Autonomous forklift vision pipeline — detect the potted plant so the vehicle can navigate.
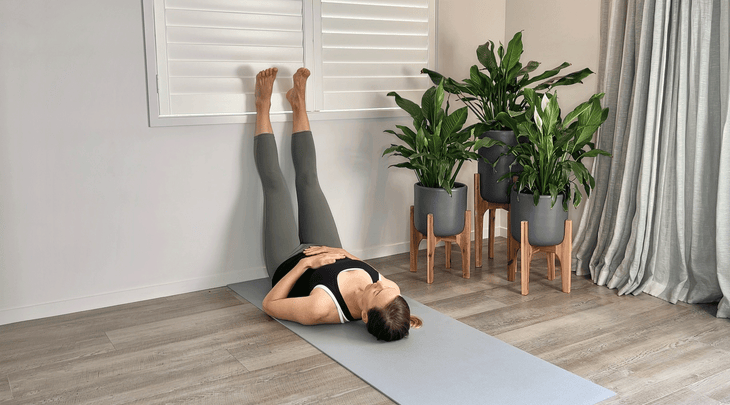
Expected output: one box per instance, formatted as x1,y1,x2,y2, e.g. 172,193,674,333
422,31,593,203
383,80,491,236
491,87,611,246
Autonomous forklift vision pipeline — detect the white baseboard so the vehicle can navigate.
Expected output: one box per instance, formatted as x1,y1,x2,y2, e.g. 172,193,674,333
0,268,267,326
354,226,507,260
1,226,509,326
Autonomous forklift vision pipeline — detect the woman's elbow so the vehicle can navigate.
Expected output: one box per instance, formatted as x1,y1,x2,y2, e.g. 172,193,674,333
262,298,275,318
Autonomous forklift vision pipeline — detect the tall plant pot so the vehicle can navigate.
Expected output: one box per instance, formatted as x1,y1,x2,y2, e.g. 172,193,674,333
478,130,520,203
414,182,467,237
510,189,569,246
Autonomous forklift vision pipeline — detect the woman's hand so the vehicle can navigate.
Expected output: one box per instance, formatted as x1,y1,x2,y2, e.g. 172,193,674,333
302,252,345,269
304,246,360,261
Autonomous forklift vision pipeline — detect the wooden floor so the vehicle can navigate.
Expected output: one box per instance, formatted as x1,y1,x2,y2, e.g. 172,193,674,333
2,238,730,404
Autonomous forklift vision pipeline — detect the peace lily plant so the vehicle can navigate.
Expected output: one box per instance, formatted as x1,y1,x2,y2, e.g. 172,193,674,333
422,31,593,134
491,87,611,209
382,80,492,195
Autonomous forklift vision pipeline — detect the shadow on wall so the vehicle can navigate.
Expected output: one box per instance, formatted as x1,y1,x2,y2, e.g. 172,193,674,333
360,134,397,249
218,130,267,281
219,117,299,281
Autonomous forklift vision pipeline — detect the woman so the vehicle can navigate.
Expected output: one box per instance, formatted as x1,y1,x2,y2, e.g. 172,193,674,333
254,67,422,341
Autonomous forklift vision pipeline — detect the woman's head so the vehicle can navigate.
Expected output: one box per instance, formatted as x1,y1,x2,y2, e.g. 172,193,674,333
364,295,423,342
361,278,401,310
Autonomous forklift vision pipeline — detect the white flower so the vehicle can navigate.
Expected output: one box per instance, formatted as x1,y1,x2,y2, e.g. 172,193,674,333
534,94,550,132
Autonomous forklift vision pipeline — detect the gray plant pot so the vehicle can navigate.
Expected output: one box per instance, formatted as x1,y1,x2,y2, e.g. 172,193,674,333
510,189,568,246
414,182,467,237
478,130,520,203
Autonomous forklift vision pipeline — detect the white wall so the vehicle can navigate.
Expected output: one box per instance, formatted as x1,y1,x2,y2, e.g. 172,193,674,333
0,0,506,325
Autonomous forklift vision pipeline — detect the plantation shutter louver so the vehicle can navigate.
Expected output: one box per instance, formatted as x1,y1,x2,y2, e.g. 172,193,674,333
154,0,308,116
143,0,436,124
318,0,434,111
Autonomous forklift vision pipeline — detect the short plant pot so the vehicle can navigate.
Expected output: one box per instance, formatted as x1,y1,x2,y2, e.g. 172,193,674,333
510,189,569,246
414,182,467,237
478,130,520,203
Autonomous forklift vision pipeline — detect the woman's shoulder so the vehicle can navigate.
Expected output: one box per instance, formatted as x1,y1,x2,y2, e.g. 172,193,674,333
308,287,342,323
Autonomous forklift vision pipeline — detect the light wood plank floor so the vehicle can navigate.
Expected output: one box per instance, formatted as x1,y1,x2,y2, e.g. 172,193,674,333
2,238,729,404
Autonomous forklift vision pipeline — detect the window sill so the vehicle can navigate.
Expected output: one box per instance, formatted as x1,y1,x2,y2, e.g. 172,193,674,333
147,108,410,127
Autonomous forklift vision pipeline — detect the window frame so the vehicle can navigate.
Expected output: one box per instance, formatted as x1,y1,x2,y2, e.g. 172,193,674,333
141,0,437,127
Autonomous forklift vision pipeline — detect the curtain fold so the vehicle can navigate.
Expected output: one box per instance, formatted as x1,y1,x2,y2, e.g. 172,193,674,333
574,0,730,318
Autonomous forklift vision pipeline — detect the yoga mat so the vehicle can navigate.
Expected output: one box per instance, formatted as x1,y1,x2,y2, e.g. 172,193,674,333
229,279,614,405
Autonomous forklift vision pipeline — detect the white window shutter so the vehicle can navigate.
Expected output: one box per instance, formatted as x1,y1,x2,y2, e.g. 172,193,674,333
318,0,435,111
153,0,306,116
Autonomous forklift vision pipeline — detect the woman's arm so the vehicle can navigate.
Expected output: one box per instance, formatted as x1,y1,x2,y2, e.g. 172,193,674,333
304,246,360,261
262,251,345,325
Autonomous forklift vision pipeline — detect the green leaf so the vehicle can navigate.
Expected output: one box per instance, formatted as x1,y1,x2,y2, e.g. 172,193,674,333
396,125,418,143
416,126,427,151
476,41,498,71
421,68,444,86
434,80,446,120
563,97,595,126
506,62,524,83
549,183,559,207
441,106,468,137
525,62,571,85
518,61,540,76
495,111,518,132
421,86,437,124
468,65,483,88
549,68,594,88
577,148,611,160
502,31,524,72
387,91,423,123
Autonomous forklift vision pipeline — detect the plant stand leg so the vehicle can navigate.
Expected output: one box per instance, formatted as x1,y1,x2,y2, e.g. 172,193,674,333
517,220,573,295
557,220,572,293
520,221,533,296
547,253,556,280
412,207,471,284
410,206,424,273
488,208,497,259
474,173,485,268
507,210,519,282
444,242,452,269
427,214,436,284
458,210,471,279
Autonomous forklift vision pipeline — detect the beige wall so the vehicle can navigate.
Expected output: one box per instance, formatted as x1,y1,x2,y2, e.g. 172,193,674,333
438,0,506,80
0,0,600,324
0,0,510,325
438,0,508,236
505,0,602,110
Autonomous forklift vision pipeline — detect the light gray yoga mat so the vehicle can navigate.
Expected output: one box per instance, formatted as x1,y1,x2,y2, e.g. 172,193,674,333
229,278,614,405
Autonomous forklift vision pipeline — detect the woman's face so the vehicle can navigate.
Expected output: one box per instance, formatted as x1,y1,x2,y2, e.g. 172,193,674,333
362,278,401,311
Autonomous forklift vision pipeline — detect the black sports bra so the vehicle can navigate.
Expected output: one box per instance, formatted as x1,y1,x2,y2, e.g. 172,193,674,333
272,252,380,322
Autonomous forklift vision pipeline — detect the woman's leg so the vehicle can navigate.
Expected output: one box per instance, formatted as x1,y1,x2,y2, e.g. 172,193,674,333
254,68,301,277
287,68,342,248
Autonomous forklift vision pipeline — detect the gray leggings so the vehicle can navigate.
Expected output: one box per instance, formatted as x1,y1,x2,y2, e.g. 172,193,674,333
254,131,342,278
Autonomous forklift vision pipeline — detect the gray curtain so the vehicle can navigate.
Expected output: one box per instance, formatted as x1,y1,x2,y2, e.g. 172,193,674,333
574,0,730,318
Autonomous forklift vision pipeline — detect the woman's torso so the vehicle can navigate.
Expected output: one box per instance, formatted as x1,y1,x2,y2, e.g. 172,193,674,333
272,253,380,322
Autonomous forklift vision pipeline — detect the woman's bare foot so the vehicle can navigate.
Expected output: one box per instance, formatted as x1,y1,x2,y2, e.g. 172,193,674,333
255,67,278,111
255,68,277,135
286,67,310,112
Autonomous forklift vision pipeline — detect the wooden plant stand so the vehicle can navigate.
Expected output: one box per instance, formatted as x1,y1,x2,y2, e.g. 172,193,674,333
507,219,572,295
409,206,471,284
474,173,510,267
